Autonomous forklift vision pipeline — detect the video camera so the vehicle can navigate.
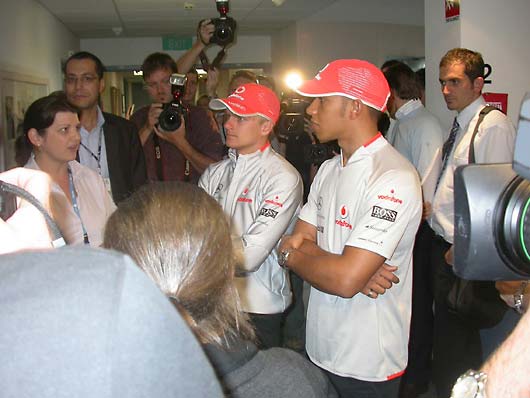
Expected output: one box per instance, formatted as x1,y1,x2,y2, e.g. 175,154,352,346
454,93,530,280
158,73,188,132
278,95,338,165
210,0,237,47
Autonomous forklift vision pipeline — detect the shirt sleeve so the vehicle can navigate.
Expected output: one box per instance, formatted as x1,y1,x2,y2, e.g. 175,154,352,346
346,169,422,259
240,168,303,272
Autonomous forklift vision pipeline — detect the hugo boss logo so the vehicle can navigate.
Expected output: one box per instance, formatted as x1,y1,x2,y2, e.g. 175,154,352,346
371,206,397,222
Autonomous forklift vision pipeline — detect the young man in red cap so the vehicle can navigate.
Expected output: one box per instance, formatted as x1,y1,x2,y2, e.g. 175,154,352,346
279,59,422,397
199,83,303,348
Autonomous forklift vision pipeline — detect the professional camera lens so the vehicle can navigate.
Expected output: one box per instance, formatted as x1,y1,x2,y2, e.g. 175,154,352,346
158,104,182,132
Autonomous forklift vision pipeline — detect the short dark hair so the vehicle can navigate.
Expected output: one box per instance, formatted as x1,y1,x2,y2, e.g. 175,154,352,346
230,70,258,86
141,52,177,80
383,63,421,100
440,48,484,82
19,93,78,164
381,59,405,72
63,51,105,79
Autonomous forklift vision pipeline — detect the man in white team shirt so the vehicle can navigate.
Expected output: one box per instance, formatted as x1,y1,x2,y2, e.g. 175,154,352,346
199,83,302,348
279,59,422,397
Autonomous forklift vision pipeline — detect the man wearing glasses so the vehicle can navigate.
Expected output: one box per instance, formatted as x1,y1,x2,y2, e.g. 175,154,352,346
63,51,146,203
131,52,223,184
199,83,302,348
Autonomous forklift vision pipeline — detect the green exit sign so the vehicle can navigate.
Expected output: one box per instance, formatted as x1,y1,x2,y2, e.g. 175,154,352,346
162,36,193,51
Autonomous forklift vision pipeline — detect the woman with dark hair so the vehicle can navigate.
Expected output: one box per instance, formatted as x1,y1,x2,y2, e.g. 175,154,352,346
104,182,337,398
21,94,115,246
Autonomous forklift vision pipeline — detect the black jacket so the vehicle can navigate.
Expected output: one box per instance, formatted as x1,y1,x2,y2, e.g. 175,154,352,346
102,112,147,203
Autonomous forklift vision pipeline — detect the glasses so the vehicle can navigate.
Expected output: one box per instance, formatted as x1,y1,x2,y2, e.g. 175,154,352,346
144,78,171,90
65,75,99,85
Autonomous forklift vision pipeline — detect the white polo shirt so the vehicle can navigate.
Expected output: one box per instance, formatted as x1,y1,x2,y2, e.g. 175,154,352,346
430,96,515,243
299,133,422,381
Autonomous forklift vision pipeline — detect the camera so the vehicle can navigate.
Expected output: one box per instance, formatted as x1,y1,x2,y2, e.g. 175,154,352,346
158,73,187,132
210,0,237,47
278,95,338,166
278,97,309,136
454,93,530,280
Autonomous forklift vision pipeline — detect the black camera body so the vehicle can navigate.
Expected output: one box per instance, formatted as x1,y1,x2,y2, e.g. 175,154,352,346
454,93,530,280
210,0,237,47
158,73,187,132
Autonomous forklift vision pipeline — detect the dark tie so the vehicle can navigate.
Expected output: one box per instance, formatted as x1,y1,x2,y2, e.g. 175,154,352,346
435,117,460,191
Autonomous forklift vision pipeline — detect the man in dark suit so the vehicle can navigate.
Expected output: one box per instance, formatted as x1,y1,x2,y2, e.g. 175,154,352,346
64,51,146,203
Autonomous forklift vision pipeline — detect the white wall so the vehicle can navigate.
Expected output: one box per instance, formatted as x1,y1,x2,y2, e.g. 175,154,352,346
81,35,271,69
295,21,424,80
0,0,79,91
425,0,530,129
461,0,530,125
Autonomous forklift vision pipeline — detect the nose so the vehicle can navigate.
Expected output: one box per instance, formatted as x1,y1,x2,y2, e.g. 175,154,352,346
306,99,318,115
441,83,450,95
224,114,236,131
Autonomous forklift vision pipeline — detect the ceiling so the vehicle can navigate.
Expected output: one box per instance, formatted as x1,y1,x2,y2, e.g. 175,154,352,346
36,0,425,39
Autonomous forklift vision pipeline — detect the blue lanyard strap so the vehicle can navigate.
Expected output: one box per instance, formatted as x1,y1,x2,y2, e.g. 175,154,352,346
80,126,103,174
67,166,90,245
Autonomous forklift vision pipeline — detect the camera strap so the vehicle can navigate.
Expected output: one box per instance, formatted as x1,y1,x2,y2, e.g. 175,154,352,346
152,133,165,181
199,48,226,71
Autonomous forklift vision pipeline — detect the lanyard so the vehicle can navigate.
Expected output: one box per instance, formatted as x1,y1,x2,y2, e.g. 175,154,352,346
80,126,103,174
67,166,90,245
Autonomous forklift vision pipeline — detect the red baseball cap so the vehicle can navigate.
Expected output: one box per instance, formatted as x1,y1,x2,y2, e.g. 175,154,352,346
209,83,280,123
295,59,390,112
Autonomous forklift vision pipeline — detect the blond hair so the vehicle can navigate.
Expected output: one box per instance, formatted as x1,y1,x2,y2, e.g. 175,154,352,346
103,182,254,346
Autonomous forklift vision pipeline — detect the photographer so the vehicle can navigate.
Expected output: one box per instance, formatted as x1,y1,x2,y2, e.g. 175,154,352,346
131,52,223,183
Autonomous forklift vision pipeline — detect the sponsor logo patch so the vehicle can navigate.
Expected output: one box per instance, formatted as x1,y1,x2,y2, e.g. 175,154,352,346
371,206,397,222
259,208,278,218
265,195,283,207
377,189,403,205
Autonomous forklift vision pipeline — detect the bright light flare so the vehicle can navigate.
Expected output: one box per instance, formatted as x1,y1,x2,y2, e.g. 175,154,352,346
284,71,303,90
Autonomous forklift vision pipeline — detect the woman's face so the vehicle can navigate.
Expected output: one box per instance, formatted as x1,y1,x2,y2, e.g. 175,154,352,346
35,111,81,164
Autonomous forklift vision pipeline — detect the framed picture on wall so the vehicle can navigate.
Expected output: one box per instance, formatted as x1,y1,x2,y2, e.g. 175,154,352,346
0,71,48,171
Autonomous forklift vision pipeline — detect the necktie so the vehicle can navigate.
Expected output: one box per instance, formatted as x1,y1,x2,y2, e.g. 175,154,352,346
435,117,460,191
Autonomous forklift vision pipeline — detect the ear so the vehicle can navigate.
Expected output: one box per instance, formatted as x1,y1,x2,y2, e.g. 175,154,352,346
473,76,484,93
346,99,361,120
99,77,105,95
259,119,274,137
27,128,43,148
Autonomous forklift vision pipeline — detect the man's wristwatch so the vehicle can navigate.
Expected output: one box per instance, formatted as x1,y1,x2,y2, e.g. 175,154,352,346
278,249,292,269
450,369,487,398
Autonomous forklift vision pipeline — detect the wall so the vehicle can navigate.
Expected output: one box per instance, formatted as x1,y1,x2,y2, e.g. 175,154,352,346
0,0,79,91
81,35,271,69
0,0,79,170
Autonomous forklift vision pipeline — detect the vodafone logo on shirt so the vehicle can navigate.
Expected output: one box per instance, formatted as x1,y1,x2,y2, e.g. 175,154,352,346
237,187,252,203
335,205,352,230
377,189,403,205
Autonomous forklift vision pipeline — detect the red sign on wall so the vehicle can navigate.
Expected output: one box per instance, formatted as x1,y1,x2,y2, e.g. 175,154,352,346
483,92,509,114
445,0,460,22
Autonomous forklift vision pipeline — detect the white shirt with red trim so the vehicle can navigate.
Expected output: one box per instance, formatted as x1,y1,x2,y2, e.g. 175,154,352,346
199,144,303,314
299,134,422,381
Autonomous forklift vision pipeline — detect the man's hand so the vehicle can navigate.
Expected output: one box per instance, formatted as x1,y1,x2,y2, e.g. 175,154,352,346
206,68,219,98
361,264,399,299
197,19,214,46
153,115,187,149
279,233,305,254
445,245,454,266
138,103,164,145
